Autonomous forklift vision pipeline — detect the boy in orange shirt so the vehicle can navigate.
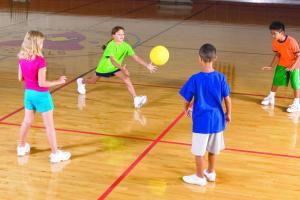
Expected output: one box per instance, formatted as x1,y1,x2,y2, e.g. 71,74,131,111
262,21,300,112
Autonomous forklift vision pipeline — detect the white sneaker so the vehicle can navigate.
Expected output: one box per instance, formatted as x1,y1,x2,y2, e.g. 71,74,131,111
261,95,275,106
204,169,216,182
287,102,300,113
50,150,71,163
182,174,207,186
134,95,147,109
77,78,86,94
17,143,30,156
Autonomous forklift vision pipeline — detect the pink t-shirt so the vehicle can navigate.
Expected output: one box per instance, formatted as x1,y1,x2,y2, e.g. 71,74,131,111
19,56,49,92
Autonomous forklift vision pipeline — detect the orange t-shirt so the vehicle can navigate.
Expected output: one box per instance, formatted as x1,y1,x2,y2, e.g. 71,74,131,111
272,35,300,68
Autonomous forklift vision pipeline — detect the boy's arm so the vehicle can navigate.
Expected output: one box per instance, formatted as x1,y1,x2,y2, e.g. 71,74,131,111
224,96,231,123
18,65,23,82
262,53,279,70
132,54,157,73
288,52,300,71
183,100,192,117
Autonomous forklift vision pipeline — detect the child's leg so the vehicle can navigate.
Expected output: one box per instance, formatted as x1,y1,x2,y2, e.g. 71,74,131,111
263,65,287,103
41,110,58,153
83,73,99,84
195,156,205,178
115,70,137,98
270,85,278,92
286,70,300,112
207,152,216,173
262,85,277,105
294,89,300,98
19,109,35,146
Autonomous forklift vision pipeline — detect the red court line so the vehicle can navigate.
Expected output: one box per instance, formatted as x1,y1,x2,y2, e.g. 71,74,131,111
0,78,293,122
97,110,186,200
2,121,300,160
0,68,94,122
0,121,154,143
0,107,24,122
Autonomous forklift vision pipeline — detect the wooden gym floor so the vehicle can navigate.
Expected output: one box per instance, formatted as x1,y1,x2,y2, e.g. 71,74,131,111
0,0,300,199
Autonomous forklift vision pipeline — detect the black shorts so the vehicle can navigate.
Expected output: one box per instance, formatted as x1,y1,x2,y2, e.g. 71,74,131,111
96,69,120,77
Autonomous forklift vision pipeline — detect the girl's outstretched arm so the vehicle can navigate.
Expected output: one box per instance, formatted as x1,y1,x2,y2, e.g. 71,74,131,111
132,54,157,73
38,68,66,87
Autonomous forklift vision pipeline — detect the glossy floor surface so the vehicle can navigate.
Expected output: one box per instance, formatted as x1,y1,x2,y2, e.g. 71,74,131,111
0,0,300,199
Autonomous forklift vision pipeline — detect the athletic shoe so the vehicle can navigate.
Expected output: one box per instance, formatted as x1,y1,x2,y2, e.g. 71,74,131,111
77,78,86,94
17,143,30,156
287,102,300,113
134,96,147,109
50,150,71,163
204,169,216,182
261,95,275,106
182,174,207,186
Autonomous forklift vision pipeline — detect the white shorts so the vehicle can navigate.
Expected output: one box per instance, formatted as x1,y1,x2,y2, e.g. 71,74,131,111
191,132,225,156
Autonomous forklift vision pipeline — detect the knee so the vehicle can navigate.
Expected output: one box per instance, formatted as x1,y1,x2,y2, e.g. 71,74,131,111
90,79,97,84
22,120,32,126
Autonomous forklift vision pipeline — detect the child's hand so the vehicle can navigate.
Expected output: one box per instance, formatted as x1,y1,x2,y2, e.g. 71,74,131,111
286,66,295,72
261,66,272,70
121,64,129,76
185,108,192,117
147,63,157,73
226,113,231,123
59,76,67,84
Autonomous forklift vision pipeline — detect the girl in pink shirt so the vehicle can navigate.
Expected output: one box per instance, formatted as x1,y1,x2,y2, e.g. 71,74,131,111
17,31,71,163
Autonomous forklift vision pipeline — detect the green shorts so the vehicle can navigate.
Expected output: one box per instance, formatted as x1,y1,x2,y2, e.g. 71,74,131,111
273,65,300,89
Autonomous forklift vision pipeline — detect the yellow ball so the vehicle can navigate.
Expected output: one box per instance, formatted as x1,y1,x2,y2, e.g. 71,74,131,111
149,45,169,66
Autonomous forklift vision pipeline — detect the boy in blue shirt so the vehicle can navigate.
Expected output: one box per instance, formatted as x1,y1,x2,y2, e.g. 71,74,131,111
179,43,231,186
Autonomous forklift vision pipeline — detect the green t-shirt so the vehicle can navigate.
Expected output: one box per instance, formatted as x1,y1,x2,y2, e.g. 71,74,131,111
96,40,135,73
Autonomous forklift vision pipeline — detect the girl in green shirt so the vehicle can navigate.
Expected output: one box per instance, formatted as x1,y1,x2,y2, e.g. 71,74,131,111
77,26,157,108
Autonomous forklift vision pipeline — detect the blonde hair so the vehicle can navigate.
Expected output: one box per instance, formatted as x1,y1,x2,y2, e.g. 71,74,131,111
18,30,45,60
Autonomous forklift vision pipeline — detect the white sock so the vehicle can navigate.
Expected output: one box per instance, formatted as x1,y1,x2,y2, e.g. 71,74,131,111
269,92,276,97
294,98,300,104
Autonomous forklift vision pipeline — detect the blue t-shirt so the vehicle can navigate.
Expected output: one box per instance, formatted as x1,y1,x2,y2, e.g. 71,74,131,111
179,71,230,134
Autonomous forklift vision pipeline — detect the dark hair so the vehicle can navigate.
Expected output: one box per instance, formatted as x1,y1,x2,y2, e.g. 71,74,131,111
102,26,125,50
269,21,285,32
198,43,216,63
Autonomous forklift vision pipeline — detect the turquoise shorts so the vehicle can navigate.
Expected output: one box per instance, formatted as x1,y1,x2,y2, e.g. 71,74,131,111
24,89,54,113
